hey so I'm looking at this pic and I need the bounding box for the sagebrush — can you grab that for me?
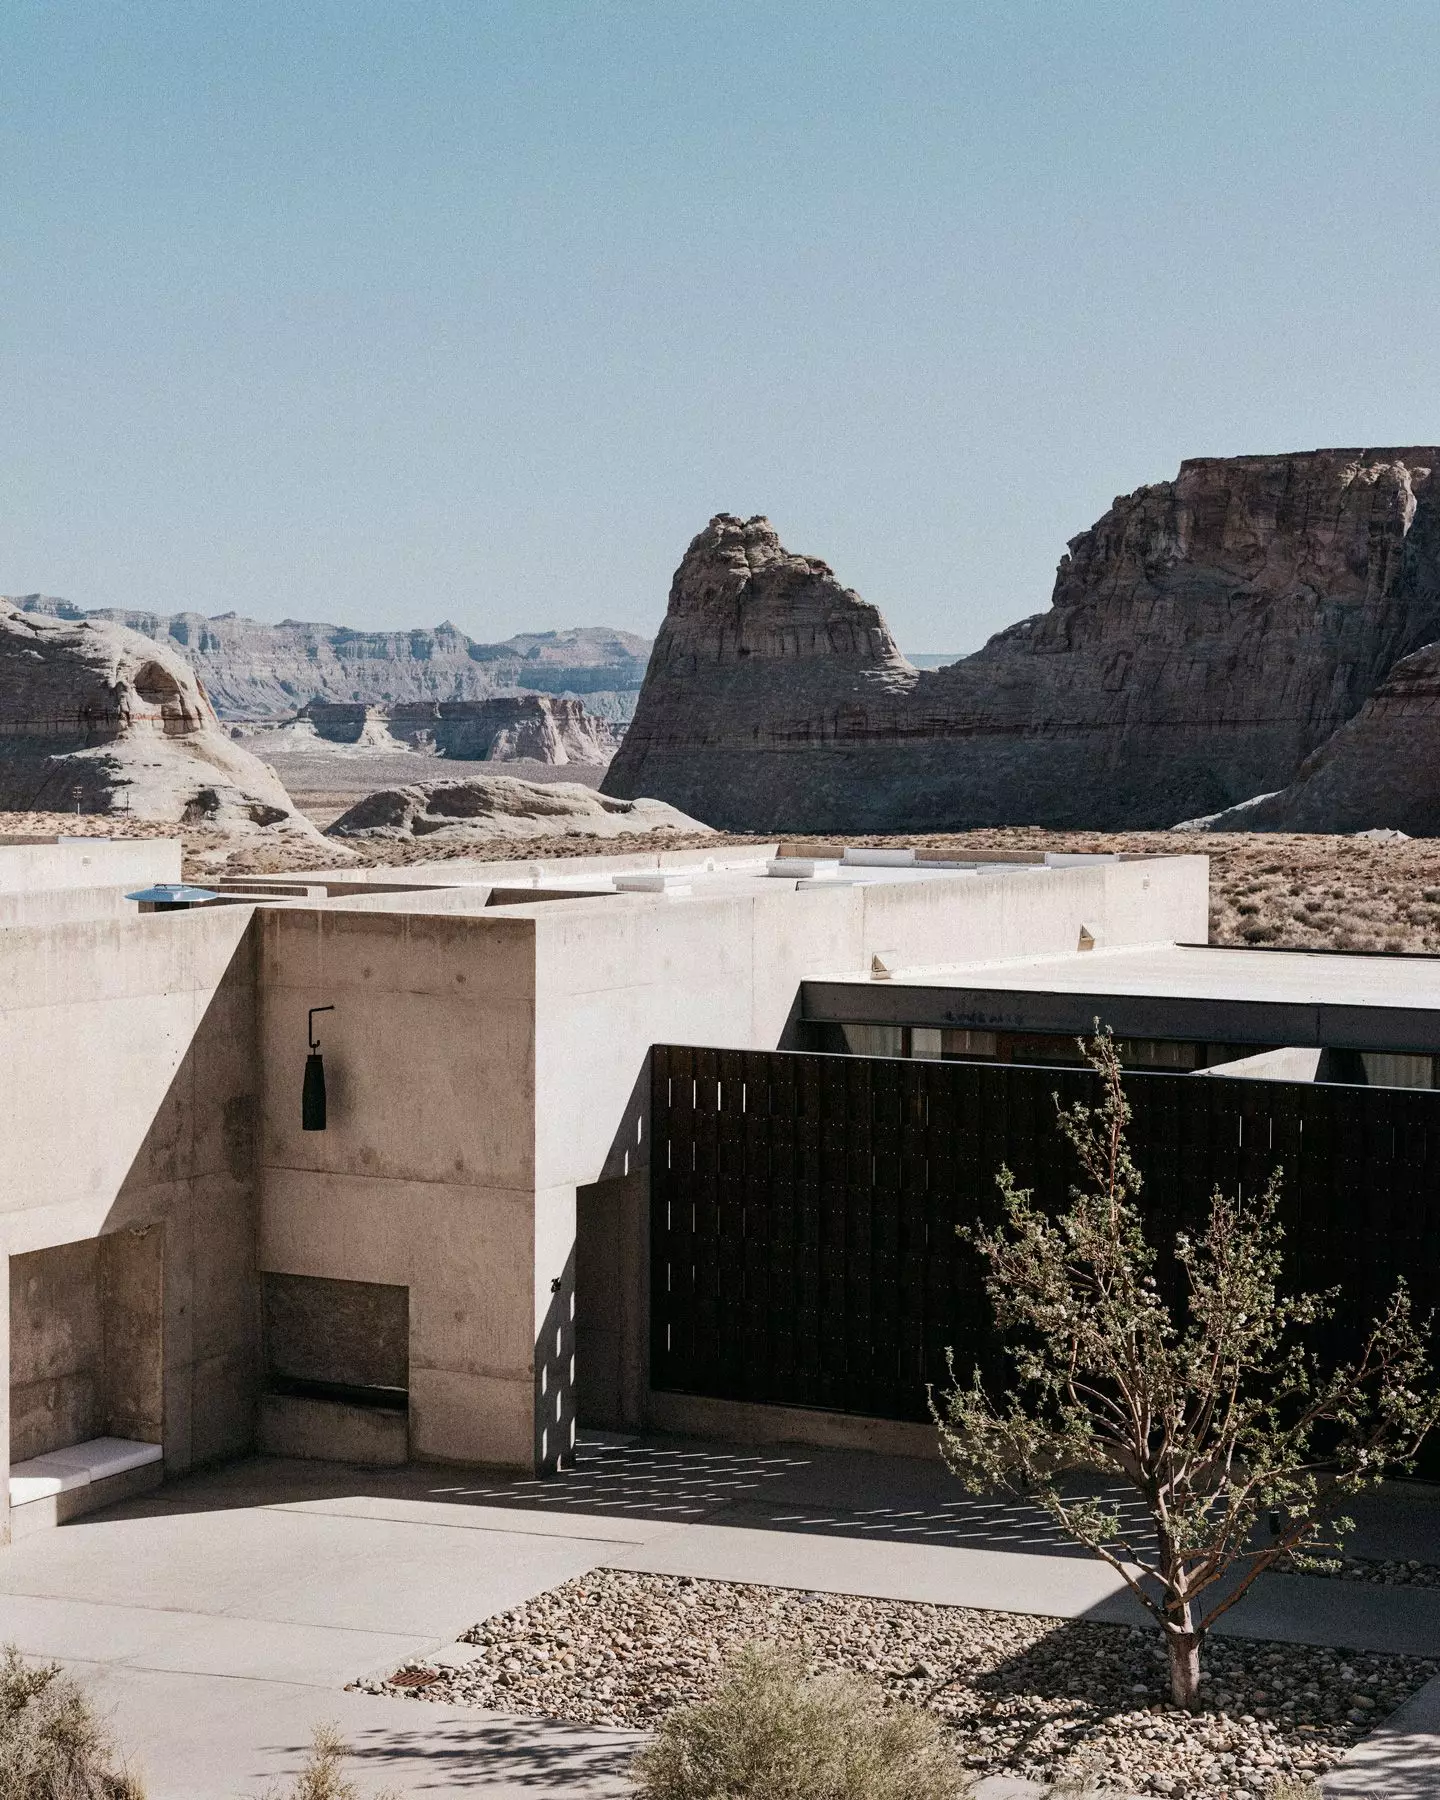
[0,1645,143,1799]
[630,1642,971,1800]
[260,1723,401,1800]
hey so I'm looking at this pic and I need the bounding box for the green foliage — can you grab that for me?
[0,1645,144,1799]
[932,1030,1440,1706]
[630,1643,971,1800]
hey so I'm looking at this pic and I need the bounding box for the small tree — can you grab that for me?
[932,1031,1439,1709]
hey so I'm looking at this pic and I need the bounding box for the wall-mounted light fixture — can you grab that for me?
[302,1005,335,1131]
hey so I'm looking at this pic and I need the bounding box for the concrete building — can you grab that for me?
[4,832,1439,1539]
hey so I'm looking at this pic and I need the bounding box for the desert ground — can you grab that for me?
[7,799,1440,953]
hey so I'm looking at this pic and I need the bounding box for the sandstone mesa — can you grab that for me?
[0,599,325,845]
[8,598,650,724]
[604,448,1440,834]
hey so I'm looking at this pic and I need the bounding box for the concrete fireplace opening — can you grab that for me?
[258,1272,409,1466]
[8,1230,165,1535]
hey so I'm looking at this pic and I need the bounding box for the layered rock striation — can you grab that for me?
[1193,640,1440,835]
[0,600,321,839]
[296,694,619,762]
[8,600,651,723]
[605,451,1440,832]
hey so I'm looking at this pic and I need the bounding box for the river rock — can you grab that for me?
[604,450,1440,832]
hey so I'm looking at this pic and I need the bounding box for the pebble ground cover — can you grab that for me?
[365,1571,1437,1798]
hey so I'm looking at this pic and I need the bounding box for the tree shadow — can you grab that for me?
[312,1713,640,1793]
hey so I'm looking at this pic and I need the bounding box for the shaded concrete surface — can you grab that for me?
[82,1662,1065,1800]
[83,1668,639,1798]
[1322,1672,1440,1798]
[1,1440,1436,1797]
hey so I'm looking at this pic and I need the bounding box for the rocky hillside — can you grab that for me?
[295,695,619,762]
[8,598,651,723]
[327,774,709,844]
[1193,639,1440,835]
[0,599,322,847]
[605,450,1440,832]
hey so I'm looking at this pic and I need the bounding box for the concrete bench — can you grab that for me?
[9,1438,163,1532]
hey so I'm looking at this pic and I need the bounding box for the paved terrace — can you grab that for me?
[1,1438,1437,1798]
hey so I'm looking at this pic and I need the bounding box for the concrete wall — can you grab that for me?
[10,1232,164,1462]
[0,904,262,1527]
[257,906,539,1469]
[537,857,1207,1465]
[0,838,179,896]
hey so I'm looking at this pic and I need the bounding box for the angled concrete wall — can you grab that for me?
[543,857,1208,1461]
[0,904,262,1528]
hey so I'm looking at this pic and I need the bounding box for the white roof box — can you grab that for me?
[613,871,693,896]
[765,858,841,880]
[841,847,916,867]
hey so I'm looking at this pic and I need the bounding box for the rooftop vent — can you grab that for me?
[125,883,220,913]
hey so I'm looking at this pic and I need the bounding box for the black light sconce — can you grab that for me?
[302,1005,335,1131]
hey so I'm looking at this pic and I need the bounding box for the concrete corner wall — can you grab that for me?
[0,905,262,1519]
[257,907,539,1469]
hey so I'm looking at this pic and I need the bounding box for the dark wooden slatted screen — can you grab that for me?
[649,1048,1440,1469]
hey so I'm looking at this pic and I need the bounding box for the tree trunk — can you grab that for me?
[1167,1628,1201,1708]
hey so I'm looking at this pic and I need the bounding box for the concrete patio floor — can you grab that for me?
[1,1436,1436,1797]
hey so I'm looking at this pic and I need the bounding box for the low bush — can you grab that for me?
[261,1724,401,1800]
[630,1642,971,1800]
[0,1645,143,1799]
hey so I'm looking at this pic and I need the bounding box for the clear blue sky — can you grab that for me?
[6,2,1440,650]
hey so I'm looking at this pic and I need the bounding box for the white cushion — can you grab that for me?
[9,1455,92,1505]
[39,1438,162,1481]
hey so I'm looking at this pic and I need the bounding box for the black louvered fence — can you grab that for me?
[649,1046,1440,1474]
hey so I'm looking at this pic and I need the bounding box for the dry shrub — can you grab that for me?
[261,1724,400,1800]
[0,1646,143,1799]
[630,1643,970,1800]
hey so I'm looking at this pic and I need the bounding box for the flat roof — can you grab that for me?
[268,845,1157,898]
[804,943,1440,1055]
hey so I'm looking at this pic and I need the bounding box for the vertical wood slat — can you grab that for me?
[647,1046,1440,1469]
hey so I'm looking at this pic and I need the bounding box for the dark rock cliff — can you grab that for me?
[604,451,1440,831]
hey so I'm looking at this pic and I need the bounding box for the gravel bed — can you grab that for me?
[1281,1553,1440,1590]
[356,1571,1438,1797]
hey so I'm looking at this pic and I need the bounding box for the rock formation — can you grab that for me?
[1191,640,1440,835]
[327,775,710,844]
[7,599,651,723]
[0,599,323,840]
[604,451,1440,832]
[296,695,619,762]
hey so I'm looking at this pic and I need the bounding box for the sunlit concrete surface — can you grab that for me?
[0,1444,1432,1797]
